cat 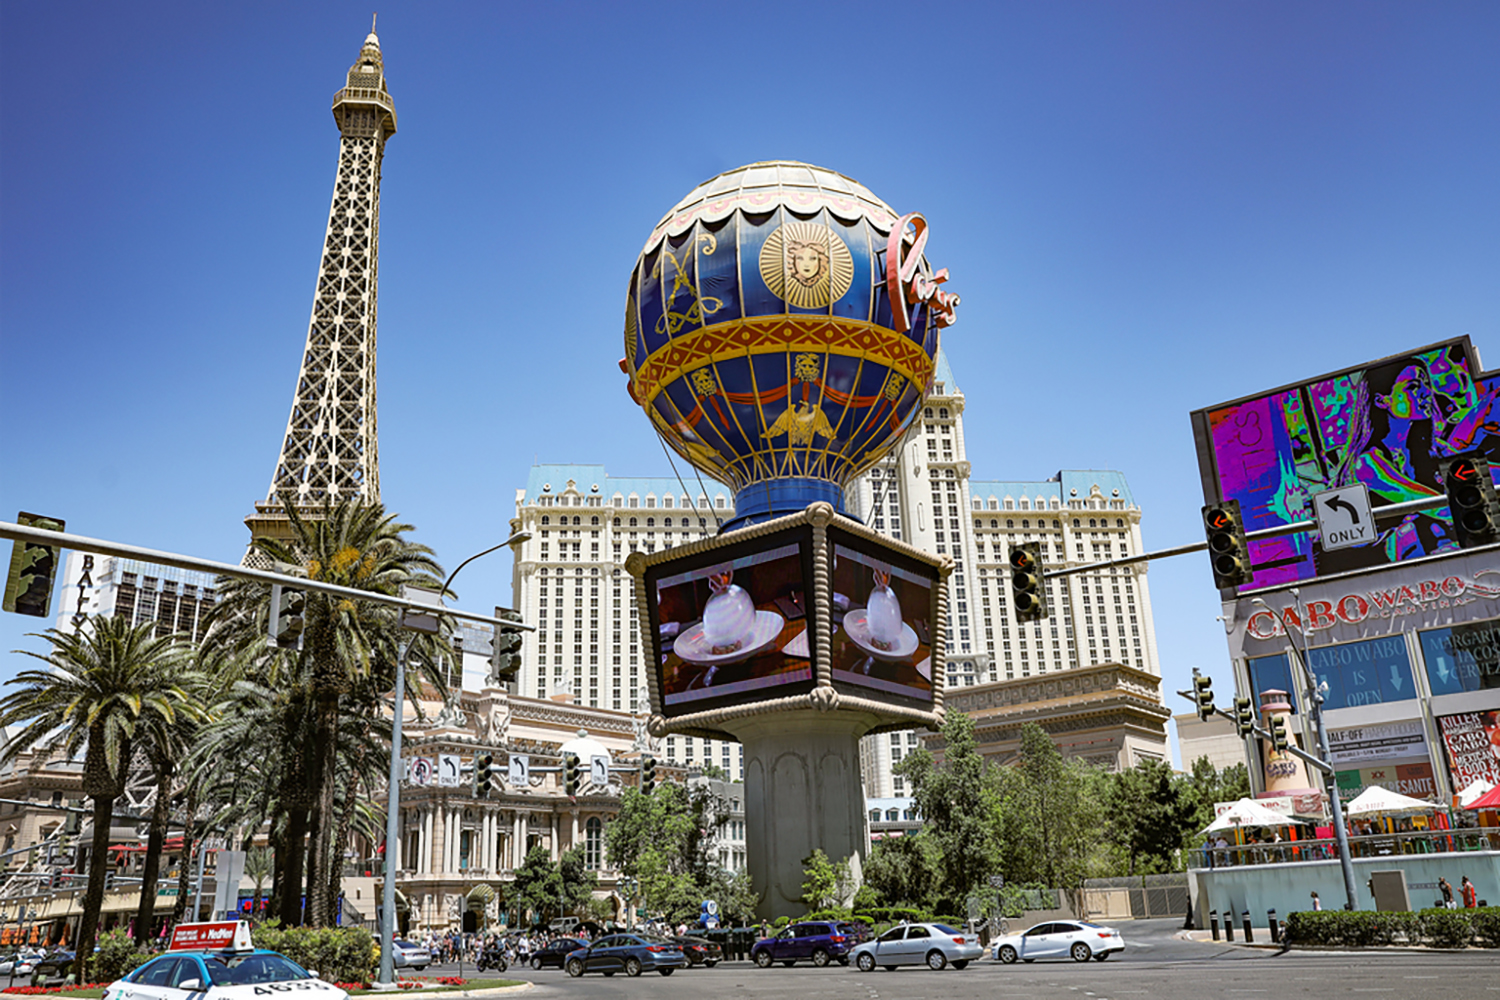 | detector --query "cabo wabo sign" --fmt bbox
[1232,550,1500,653]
